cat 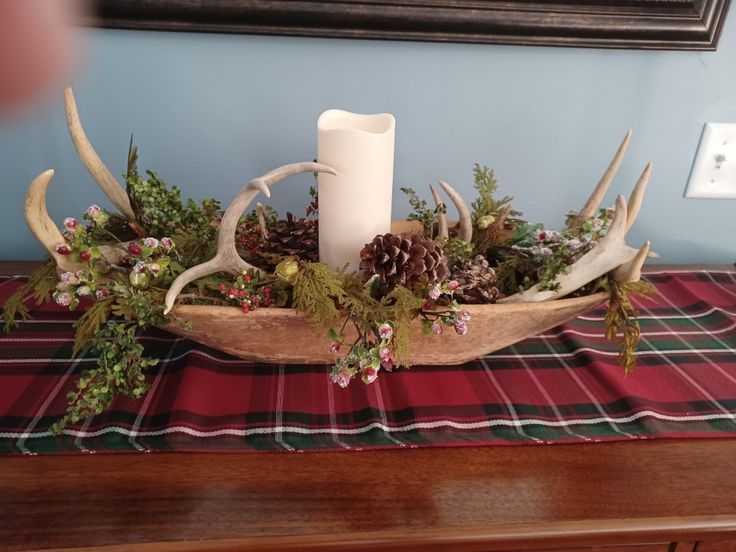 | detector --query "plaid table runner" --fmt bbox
[1,269,735,455]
